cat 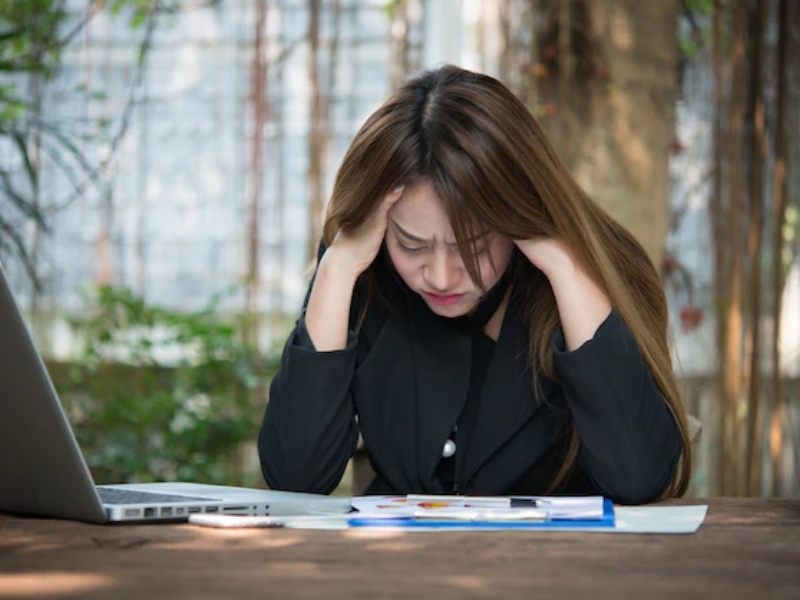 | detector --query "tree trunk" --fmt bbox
[744,0,767,497]
[246,0,268,351]
[710,4,729,496]
[768,0,792,497]
[307,0,324,264]
[708,0,800,496]
[723,1,748,497]
[390,0,409,91]
[536,0,679,269]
